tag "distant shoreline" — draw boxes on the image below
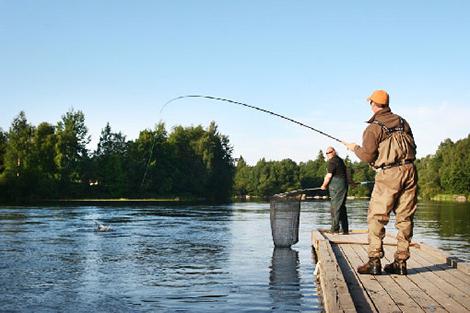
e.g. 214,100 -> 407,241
0,197 -> 209,206
0,194 -> 468,206
430,194 -> 469,202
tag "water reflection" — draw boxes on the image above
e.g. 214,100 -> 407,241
269,247 -> 302,312
413,201 -> 470,259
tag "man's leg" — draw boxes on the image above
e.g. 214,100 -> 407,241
329,179 -> 343,232
329,191 -> 341,232
358,168 -> 402,275
338,185 -> 349,234
394,165 -> 418,261
367,170 -> 400,259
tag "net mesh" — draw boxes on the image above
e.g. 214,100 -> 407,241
270,196 -> 300,248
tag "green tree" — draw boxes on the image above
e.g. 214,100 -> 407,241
93,122 -> 128,197
32,122 -> 57,177
194,122 -> 235,201
299,150 -> 326,189
4,112 -> 34,178
245,158 -> 299,197
126,122 -> 173,196
273,158 -> 300,192
416,155 -> 442,199
437,136 -> 470,195
145,123 -> 175,196
30,122 -> 58,197
126,129 -> 156,195
55,109 -> 90,195
167,125 -> 207,197
348,161 -> 375,197
234,156 -> 252,196
0,128 -> 7,174
3,112 -> 35,200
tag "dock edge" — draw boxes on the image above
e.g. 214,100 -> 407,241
312,230 -> 356,313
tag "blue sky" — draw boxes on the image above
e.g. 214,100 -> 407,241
1,1 -> 469,164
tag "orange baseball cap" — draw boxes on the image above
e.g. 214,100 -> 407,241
367,90 -> 389,106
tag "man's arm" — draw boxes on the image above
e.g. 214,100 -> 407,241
321,173 -> 333,190
343,124 -> 381,163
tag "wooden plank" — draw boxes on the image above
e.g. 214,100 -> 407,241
416,242 -> 450,263
332,244 -> 377,313
313,230 -> 357,313
315,229 -> 470,313
404,253 -> 470,310
458,262 -> 470,275
415,241 -> 470,275
341,244 -> 400,313
415,244 -> 470,282
410,249 -> 470,296
317,240 -> 341,313
323,231 -> 419,247
360,245 -> 448,313
352,244 -> 427,313
318,240 -> 356,313
311,230 -> 326,248
413,246 -> 470,286
383,245 -> 469,312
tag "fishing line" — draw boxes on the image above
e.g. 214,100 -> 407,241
160,95 -> 343,143
141,138 -> 156,189
142,94 -> 344,188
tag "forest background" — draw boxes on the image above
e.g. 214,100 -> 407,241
0,110 -> 468,203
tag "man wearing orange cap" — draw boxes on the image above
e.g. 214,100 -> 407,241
343,90 -> 417,275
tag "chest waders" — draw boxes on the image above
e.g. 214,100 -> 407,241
365,117 -> 418,267
371,118 -> 416,170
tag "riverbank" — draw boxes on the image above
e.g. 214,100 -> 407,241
0,197 -> 211,206
1,193 -> 468,207
431,194 -> 469,202
46,197 -> 212,206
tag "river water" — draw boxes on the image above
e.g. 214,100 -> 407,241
0,200 -> 469,312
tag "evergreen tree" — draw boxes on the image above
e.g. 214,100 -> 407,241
94,122 -> 128,197
3,112 -> 35,200
4,112 -> 34,178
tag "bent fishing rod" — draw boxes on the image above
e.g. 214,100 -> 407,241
142,95 -> 344,187
160,95 -> 343,143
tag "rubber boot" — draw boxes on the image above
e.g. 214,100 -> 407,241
357,257 -> 382,275
384,260 -> 407,275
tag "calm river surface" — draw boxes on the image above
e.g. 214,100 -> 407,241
0,200 -> 469,312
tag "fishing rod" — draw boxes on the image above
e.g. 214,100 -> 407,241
272,187 -> 323,198
160,95 -> 343,143
272,181 -> 375,199
142,95 -> 344,187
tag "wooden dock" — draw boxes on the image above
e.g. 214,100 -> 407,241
311,230 -> 470,313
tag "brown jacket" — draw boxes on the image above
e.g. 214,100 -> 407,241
354,107 -> 415,164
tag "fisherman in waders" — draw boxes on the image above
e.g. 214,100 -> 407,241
320,147 -> 349,235
344,90 -> 417,275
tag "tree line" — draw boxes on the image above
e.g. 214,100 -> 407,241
0,110 -> 234,202
234,135 -> 470,200
0,110 -> 468,202
233,152 -> 375,198
416,134 -> 470,199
